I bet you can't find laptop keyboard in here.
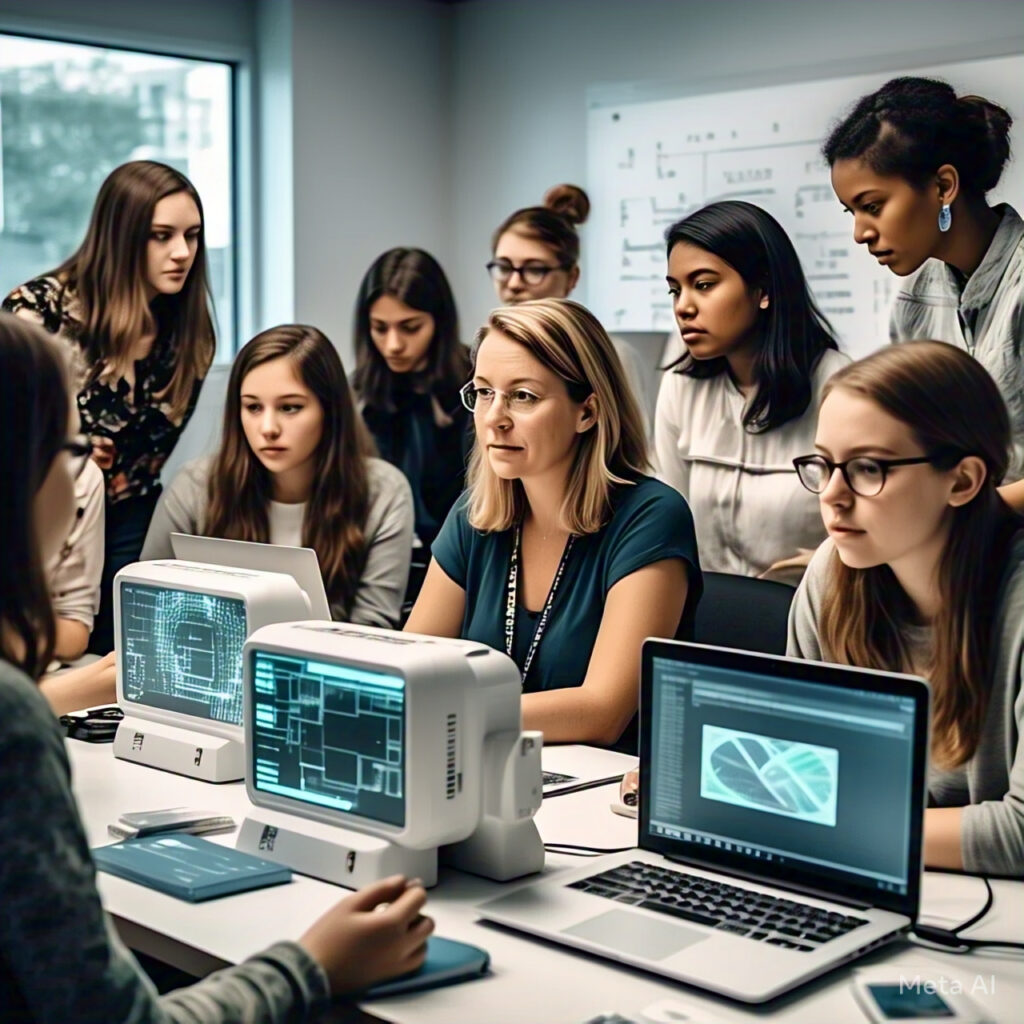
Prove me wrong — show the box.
[568,861,868,952]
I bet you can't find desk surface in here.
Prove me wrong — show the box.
[68,742,1023,1024]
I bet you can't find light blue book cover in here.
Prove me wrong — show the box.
[94,834,292,902]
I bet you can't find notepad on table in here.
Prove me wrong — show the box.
[93,833,292,902]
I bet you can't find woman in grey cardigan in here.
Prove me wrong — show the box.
[789,343,1024,876]
[143,325,414,628]
[825,76,1024,482]
[0,311,432,1021]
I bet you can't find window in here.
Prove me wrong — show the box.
[0,33,236,356]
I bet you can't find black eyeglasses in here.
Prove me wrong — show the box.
[63,437,93,480]
[793,453,948,497]
[486,259,568,286]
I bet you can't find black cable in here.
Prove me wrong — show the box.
[911,877,1024,953]
[543,843,635,857]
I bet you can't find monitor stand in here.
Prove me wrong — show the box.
[112,716,244,783]
[236,810,439,888]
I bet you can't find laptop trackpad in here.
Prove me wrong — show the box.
[562,909,707,961]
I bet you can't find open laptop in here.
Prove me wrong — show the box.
[170,533,332,621]
[479,640,929,1003]
[542,744,636,797]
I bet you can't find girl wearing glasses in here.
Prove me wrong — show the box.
[2,161,216,655]
[825,77,1023,481]
[655,201,848,580]
[0,312,432,1023]
[405,298,701,751]
[352,249,471,552]
[142,325,414,628]
[488,185,652,432]
[789,341,1024,874]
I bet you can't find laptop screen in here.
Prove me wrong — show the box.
[642,644,927,914]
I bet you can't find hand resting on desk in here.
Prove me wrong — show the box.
[299,874,434,995]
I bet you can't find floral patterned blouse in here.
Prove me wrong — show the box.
[3,275,210,504]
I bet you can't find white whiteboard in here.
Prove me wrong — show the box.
[586,54,1024,358]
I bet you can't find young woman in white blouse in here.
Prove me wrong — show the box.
[655,201,848,580]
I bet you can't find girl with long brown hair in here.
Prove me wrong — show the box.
[142,325,414,627]
[788,340,1024,874]
[0,312,432,1023]
[3,160,217,653]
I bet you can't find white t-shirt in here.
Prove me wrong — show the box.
[267,499,306,548]
[655,348,848,577]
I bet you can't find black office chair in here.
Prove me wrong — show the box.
[691,571,795,656]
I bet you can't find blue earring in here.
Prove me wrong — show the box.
[938,204,952,233]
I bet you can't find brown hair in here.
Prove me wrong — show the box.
[466,298,649,534]
[0,312,67,679]
[490,184,591,269]
[205,325,374,619]
[817,341,1022,768]
[53,160,215,421]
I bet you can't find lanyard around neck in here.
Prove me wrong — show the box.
[505,524,576,688]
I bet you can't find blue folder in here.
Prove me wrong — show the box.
[93,834,292,902]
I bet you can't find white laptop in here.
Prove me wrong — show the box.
[479,640,929,1003]
[170,533,332,621]
[542,744,636,797]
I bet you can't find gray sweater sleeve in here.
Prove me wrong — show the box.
[345,459,414,628]
[786,538,832,661]
[0,661,330,1023]
[141,457,213,560]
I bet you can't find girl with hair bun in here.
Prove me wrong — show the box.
[824,77,1024,480]
[488,185,652,431]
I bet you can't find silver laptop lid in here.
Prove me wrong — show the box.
[170,533,332,621]
[639,640,929,919]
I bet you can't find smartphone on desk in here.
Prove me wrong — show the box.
[108,808,236,841]
[851,969,989,1023]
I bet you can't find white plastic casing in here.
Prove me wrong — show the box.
[243,622,525,851]
[113,559,312,756]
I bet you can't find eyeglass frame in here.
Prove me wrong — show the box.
[792,452,954,497]
[62,437,94,480]
[485,258,572,286]
[459,380,542,415]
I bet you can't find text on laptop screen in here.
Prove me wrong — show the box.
[119,582,247,725]
[648,656,918,895]
[251,651,406,827]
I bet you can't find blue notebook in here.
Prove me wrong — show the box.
[93,834,292,902]
[363,937,490,998]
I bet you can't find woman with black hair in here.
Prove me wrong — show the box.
[352,248,471,552]
[825,76,1024,481]
[654,201,847,579]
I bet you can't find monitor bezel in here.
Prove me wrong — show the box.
[639,639,928,919]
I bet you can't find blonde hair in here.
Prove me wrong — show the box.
[466,298,649,534]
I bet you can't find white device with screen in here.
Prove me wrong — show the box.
[170,533,332,621]
[112,561,313,782]
[236,622,545,888]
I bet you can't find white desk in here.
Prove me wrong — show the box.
[68,742,1024,1024]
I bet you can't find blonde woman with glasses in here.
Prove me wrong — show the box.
[405,299,701,752]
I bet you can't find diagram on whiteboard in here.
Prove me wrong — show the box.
[586,55,1023,357]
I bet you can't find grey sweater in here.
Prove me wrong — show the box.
[0,659,330,1022]
[788,538,1024,875]
[141,455,414,628]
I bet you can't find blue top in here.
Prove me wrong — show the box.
[432,475,702,750]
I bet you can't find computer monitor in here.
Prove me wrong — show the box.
[239,622,544,885]
[170,534,332,621]
[112,560,313,781]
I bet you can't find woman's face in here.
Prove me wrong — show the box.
[240,357,325,481]
[145,190,202,299]
[471,329,594,486]
[368,294,436,374]
[830,159,943,277]
[813,388,960,572]
[491,230,578,304]
[35,405,77,566]
[666,242,766,362]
